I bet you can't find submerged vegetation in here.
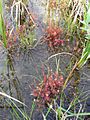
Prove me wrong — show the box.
[0,0,90,120]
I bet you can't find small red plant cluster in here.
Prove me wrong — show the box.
[32,71,64,106]
[45,25,64,48]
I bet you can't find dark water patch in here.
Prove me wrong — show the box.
[79,65,90,114]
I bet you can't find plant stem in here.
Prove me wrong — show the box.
[63,61,78,90]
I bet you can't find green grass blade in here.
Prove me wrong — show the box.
[0,92,26,106]
[30,101,36,119]
[67,112,90,118]
[0,0,2,14]
[78,41,90,68]
[0,0,7,48]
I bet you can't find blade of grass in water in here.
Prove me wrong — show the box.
[7,100,21,120]
[10,100,29,120]
[0,92,26,106]
[30,100,36,119]
[45,105,52,118]
[67,112,90,118]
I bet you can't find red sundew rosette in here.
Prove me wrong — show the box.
[32,72,64,105]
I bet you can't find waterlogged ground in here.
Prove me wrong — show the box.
[0,0,90,120]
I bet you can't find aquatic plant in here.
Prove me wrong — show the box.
[32,69,64,106]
